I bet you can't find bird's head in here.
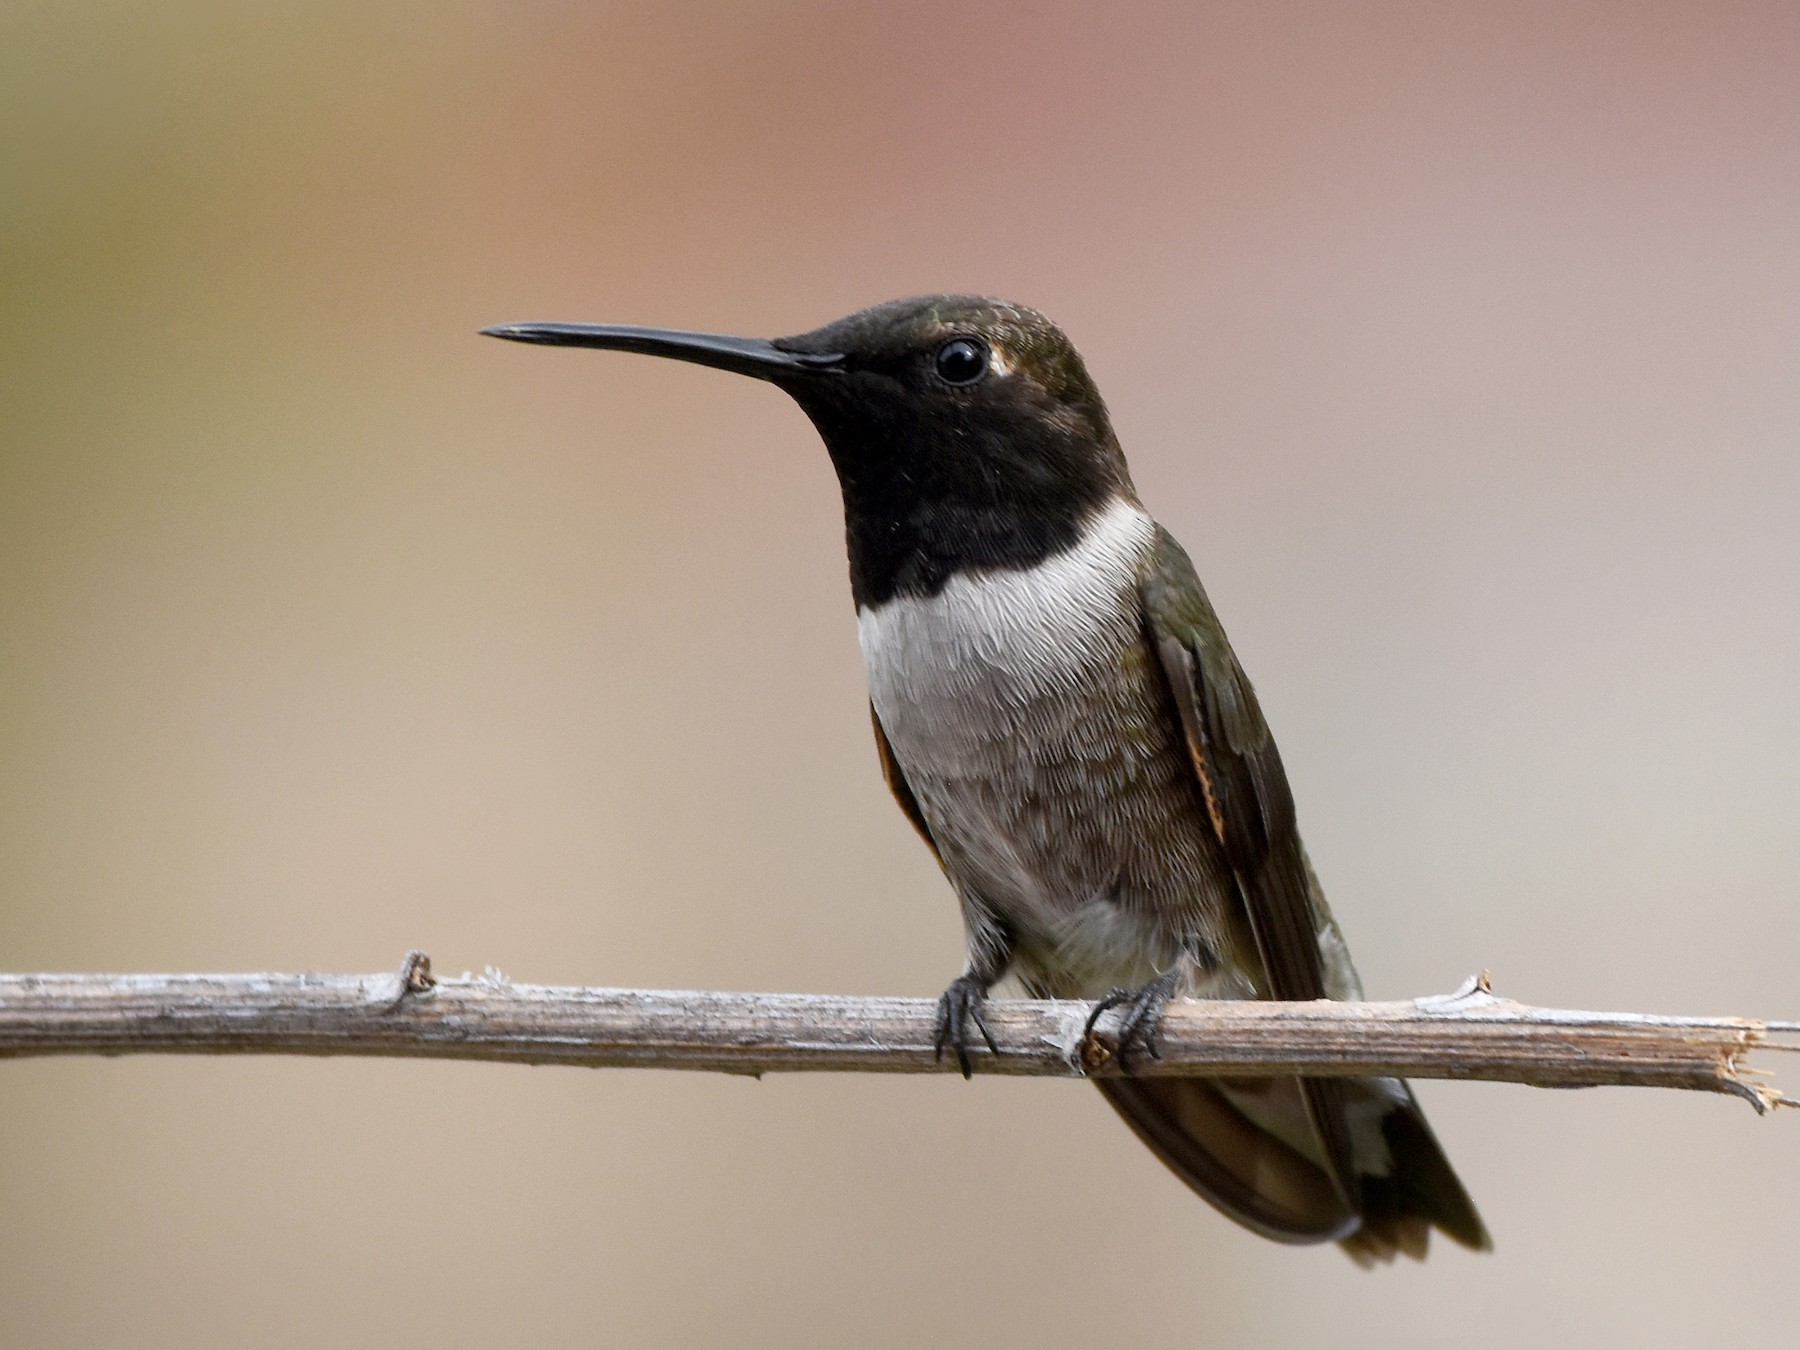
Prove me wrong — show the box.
[485,295,1136,602]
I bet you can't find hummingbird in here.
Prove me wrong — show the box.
[483,296,1489,1263]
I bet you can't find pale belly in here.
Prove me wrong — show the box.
[854,501,1250,997]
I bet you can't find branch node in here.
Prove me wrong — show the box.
[1415,971,1498,1011]
[1077,1032,1113,1075]
[382,950,436,1012]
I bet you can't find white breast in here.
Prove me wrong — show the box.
[854,496,1233,990]
[854,496,1157,747]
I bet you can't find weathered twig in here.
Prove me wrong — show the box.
[0,955,1791,1112]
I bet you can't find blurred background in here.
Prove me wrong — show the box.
[3,3,1797,1345]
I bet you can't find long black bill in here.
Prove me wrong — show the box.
[480,322,841,381]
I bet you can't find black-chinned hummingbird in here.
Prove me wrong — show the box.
[483,296,1489,1263]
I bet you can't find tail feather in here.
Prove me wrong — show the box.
[1096,1077,1358,1244]
[1350,1085,1491,1262]
[1096,1075,1489,1263]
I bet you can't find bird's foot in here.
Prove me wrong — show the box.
[933,975,999,1079]
[1082,970,1181,1073]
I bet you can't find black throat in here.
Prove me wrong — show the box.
[785,373,1131,609]
[838,484,1105,609]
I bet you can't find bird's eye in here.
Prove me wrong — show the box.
[933,337,989,386]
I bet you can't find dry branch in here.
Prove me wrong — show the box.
[0,954,1792,1111]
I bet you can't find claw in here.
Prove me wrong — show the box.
[934,975,999,1079]
[1083,987,1134,1045]
[1081,971,1179,1073]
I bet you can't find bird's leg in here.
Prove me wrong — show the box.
[934,913,1012,1079]
[1082,969,1181,1072]
[933,975,1001,1079]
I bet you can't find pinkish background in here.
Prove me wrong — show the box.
[3,4,1797,1346]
